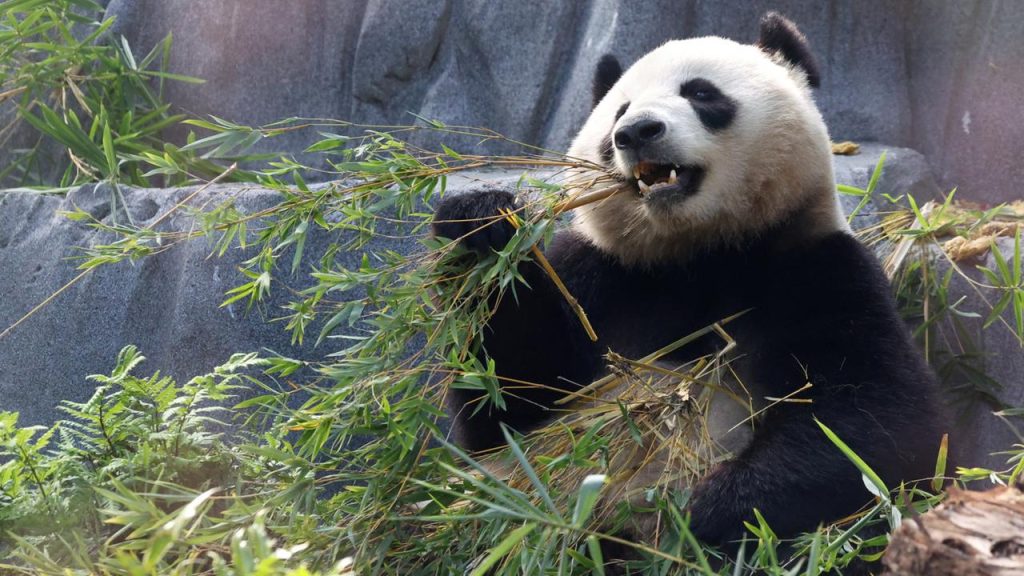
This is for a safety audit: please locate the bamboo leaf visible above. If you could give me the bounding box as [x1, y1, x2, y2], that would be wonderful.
[469, 522, 537, 576]
[815, 419, 888, 498]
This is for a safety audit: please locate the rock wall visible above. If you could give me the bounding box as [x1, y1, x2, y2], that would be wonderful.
[95, 0, 1024, 203]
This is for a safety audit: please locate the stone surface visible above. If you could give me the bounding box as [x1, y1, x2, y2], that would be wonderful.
[0, 183, 330, 425]
[833, 143, 944, 232]
[0, 169, 526, 427]
[78, 0, 1021, 202]
[905, 1, 1024, 208]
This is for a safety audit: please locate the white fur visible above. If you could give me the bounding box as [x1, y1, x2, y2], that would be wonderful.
[567, 36, 848, 266]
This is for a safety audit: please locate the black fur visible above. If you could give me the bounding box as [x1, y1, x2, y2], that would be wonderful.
[757, 12, 821, 88]
[614, 102, 629, 121]
[431, 190, 941, 546]
[431, 189, 517, 255]
[680, 78, 738, 131]
[593, 54, 623, 108]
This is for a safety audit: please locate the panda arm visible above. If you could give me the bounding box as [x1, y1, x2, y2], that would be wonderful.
[433, 190, 603, 451]
[687, 233, 941, 545]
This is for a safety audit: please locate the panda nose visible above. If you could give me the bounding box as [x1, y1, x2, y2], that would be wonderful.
[613, 119, 666, 150]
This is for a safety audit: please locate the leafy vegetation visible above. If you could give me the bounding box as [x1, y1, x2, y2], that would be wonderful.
[0, 347, 353, 576]
[840, 155, 1024, 417]
[3, 2, 1024, 575]
[0, 0, 260, 201]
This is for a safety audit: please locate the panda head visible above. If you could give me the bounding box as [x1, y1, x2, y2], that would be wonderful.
[568, 13, 847, 265]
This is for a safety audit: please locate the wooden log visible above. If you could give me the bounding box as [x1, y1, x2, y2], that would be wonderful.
[882, 484, 1024, 575]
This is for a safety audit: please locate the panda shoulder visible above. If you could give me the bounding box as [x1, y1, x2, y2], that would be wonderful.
[788, 231, 894, 296]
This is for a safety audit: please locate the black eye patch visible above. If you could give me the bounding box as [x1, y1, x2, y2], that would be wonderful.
[601, 103, 629, 164]
[614, 102, 630, 121]
[680, 78, 737, 132]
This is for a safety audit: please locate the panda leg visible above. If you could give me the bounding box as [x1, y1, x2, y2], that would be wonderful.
[685, 395, 934, 548]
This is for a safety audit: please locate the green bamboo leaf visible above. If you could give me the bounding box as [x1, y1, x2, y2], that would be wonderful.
[102, 120, 117, 177]
[290, 220, 309, 274]
[469, 522, 537, 576]
[141, 70, 205, 84]
[571, 474, 606, 527]
[931, 433, 949, 493]
[865, 151, 886, 195]
[586, 536, 605, 576]
[815, 418, 888, 498]
[500, 424, 558, 516]
[836, 184, 865, 197]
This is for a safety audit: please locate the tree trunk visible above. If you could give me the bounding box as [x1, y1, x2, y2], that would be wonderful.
[882, 484, 1024, 575]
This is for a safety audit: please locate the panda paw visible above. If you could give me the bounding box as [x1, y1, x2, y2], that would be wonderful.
[686, 463, 751, 547]
[431, 189, 520, 254]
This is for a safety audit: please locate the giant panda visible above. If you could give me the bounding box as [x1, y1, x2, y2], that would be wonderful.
[431, 12, 942, 548]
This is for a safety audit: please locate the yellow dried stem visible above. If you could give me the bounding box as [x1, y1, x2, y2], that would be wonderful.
[552, 182, 629, 214]
[500, 207, 599, 342]
[478, 339, 755, 541]
[555, 310, 749, 406]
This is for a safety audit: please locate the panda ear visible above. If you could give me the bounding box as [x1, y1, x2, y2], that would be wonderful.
[756, 12, 821, 88]
[592, 54, 623, 108]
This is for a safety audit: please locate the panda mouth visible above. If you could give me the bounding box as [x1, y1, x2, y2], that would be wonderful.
[630, 162, 704, 199]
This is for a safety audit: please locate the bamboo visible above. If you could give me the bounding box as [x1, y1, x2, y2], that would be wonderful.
[552, 182, 628, 214]
[554, 310, 749, 406]
[500, 208, 598, 342]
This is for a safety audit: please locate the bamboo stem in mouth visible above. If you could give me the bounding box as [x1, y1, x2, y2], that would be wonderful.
[552, 181, 628, 215]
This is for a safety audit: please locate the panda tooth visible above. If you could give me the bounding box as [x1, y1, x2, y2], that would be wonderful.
[669, 169, 678, 184]
[637, 180, 650, 195]
[633, 166, 641, 180]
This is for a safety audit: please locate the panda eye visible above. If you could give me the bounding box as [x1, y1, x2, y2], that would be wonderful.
[680, 79, 721, 102]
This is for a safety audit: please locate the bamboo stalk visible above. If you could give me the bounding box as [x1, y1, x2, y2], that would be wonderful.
[485, 180, 627, 343]
[553, 310, 749, 406]
[150, 163, 239, 228]
[500, 208, 598, 342]
[552, 182, 628, 214]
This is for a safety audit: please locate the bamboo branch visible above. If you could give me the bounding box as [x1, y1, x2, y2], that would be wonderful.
[554, 310, 749, 406]
[500, 208, 598, 342]
[552, 182, 628, 214]
[485, 180, 627, 343]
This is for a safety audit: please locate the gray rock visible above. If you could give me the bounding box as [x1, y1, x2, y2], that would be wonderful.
[0, 170, 528, 427]
[0, 182, 397, 425]
[833, 143, 943, 233]
[905, 1, 1024, 207]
